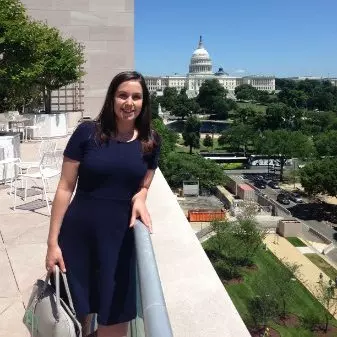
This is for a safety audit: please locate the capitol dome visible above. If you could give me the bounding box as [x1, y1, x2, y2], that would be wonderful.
[189, 36, 213, 74]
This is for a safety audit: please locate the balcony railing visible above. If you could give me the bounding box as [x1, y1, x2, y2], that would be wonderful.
[129, 220, 173, 337]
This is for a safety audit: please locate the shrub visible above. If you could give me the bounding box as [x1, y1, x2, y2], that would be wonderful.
[203, 246, 222, 261]
[248, 295, 279, 327]
[213, 260, 241, 280]
[300, 312, 323, 331]
[203, 134, 213, 148]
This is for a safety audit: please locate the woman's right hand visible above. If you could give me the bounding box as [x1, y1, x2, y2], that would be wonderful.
[45, 244, 66, 273]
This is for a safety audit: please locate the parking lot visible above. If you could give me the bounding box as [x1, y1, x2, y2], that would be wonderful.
[227, 171, 337, 245]
[235, 173, 306, 209]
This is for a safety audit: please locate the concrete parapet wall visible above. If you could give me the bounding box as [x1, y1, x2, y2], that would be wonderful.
[307, 227, 332, 244]
[214, 185, 234, 209]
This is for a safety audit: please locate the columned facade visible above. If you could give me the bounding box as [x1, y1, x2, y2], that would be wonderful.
[145, 36, 275, 97]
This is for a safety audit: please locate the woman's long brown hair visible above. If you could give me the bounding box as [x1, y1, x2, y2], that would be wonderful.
[94, 71, 158, 153]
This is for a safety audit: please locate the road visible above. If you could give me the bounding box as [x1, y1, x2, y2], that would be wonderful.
[226, 170, 337, 246]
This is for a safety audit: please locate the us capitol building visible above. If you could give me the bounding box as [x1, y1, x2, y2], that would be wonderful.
[145, 36, 275, 97]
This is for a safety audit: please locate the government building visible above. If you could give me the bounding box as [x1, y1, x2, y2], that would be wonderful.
[145, 36, 275, 97]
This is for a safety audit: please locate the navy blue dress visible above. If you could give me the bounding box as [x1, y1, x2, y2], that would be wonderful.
[58, 121, 160, 325]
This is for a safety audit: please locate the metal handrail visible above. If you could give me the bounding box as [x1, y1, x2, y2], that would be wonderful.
[134, 220, 173, 337]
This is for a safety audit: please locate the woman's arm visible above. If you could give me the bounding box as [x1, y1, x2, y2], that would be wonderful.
[131, 169, 156, 201]
[47, 157, 80, 246]
[129, 169, 156, 232]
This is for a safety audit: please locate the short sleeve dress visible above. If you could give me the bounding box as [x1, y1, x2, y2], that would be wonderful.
[58, 121, 160, 325]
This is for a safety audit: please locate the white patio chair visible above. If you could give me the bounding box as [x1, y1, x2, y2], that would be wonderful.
[8, 139, 58, 194]
[13, 151, 62, 215]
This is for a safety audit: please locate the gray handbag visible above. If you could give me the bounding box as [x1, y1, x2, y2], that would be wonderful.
[23, 265, 82, 337]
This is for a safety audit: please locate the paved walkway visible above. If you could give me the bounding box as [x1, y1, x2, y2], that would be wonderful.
[0, 137, 68, 337]
[264, 234, 337, 318]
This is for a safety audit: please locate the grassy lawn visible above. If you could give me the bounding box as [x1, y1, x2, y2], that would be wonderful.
[305, 253, 337, 281]
[225, 249, 337, 336]
[286, 237, 307, 247]
[236, 102, 268, 113]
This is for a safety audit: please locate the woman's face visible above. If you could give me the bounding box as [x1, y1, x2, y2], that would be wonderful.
[114, 80, 143, 123]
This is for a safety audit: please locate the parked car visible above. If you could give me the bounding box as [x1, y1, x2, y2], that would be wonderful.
[288, 192, 303, 203]
[277, 193, 290, 205]
[268, 181, 280, 189]
[254, 180, 266, 189]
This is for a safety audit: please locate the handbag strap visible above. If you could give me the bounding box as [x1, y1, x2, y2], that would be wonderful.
[41, 266, 77, 319]
[54, 265, 61, 320]
[59, 269, 76, 315]
[53, 265, 77, 315]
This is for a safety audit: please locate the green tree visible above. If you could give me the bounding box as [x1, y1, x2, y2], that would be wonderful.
[248, 295, 279, 328]
[249, 259, 300, 326]
[265, 103, 302, 130]
[255, 130, 314, 181]
[0, 1, 85, 113]
[300, 158, 337, 196]
[316, 278, 337, 333]
[188, 97, 201, 115]
[221, 124, 254, 155]
[196, 79, 228, 115]
[182, 115, 201, 154]
[164, 152, 224, 191]
[151, 118, 178, 172]
[202, 134, 213, 148]
[34, 23, 84, 113]
[150, 92, 160, 119]
[276, 78, 337, 112]
[300, 111, 337, 135]
[217, 133, 227, 147]
[161, 87, 178, 112]
[309, 89, 335, 111]
[273, 260, 301, 318]
[171, 87, 192, 119]
[212, 96, 231, 120]
[314, 131, 337, 157]
[203, 218, 265, 280]
[231, 106, 258, 125]
[257, 90, 276, 104]
[234, 84, 259, 101]
[275, 78, 296, 91]
[278, 88, 309, 109]
[0, 0, 41, 111]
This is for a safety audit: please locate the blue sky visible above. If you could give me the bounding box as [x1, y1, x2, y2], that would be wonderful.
[135, 0, 337, 78]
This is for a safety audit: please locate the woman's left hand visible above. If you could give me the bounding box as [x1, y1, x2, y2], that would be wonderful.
[129, 196, 152, 233]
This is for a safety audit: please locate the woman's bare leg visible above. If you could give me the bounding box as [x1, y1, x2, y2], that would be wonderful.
[81, 314, 97, 337]
[97, 322, 128, 337]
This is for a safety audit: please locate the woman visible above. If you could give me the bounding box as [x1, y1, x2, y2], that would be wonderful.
[45, 71, 161, 337]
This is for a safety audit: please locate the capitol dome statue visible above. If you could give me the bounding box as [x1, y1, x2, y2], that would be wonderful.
[189, 36, 213, 75]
